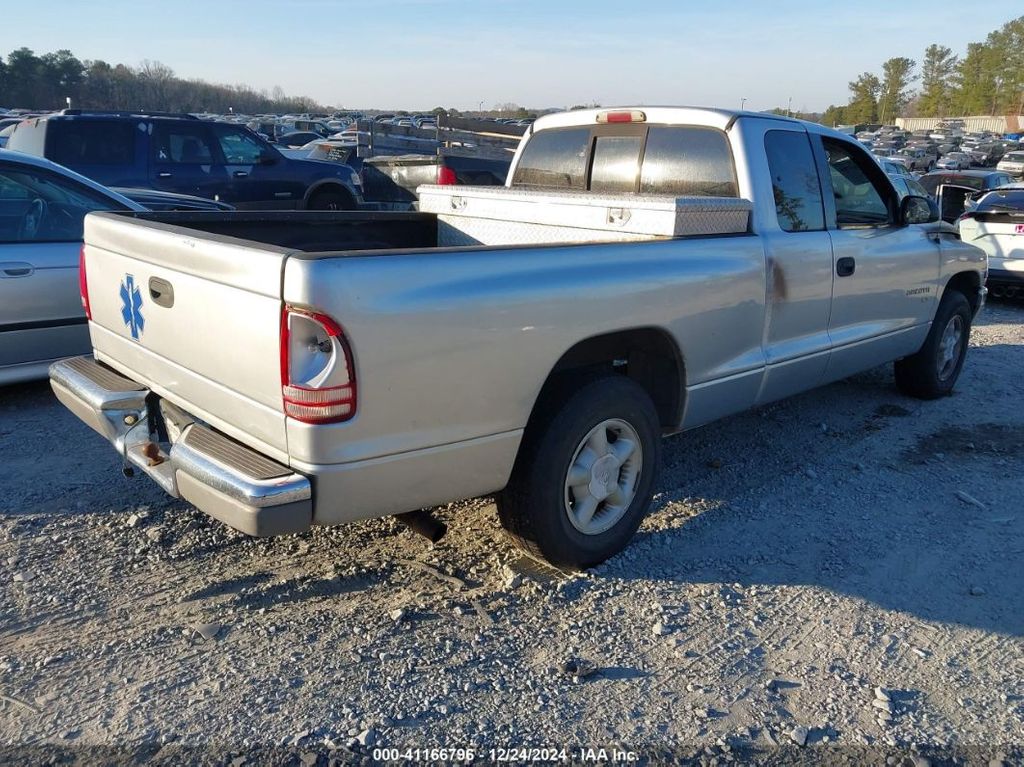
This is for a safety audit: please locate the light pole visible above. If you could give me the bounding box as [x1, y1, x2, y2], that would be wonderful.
[740, 97, 747, 111]
[479, 101, 484, 115]
[787, 97, 792, 118]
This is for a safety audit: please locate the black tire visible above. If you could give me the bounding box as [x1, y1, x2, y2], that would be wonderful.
[496, 375, 660, 569]
[895, 289, 972, 399]
[307, 187, 354, 211]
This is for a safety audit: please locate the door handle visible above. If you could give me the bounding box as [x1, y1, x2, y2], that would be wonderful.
[233, 171, 249, 178]
[148, 276, 174, 308]
[836, 257, 856, 277]
[0, 262, 34, 278]
[158, 172, 173, 178]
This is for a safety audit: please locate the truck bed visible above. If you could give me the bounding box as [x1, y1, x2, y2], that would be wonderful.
[104, 211, 439, 254]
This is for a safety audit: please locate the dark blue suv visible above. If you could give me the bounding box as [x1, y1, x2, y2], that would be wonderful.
[6, 111, 363, 210]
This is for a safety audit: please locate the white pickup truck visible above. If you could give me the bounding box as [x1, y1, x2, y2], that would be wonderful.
[50, 107, 986, 568]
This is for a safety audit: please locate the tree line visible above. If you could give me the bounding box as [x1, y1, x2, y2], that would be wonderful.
[0, 48, 324, 114]
[821, 15, 1024, 126]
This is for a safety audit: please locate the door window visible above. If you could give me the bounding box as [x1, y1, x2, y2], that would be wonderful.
[823, 138, 894, 226]
[211, 124, 266, 164]
[764, 131, 824, 231]
[152, 123, 217, 164]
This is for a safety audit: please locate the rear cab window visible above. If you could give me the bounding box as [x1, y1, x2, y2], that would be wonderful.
[511, 124, 738, 197]
[511, 128, 590, 189]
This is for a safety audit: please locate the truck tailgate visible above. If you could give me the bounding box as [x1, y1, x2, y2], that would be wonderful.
[82, 213, 289, 461]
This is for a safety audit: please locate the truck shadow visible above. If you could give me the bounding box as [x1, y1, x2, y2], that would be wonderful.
[612, 343, 1024, 636]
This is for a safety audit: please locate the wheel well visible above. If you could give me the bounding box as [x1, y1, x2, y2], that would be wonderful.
[533, 328, 684, 430]
[944, 271, 981, 314]
[305, 183, 355, 209]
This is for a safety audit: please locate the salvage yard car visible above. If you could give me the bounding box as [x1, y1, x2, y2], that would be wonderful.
[50, 106, 987, 568]
[997, 151, 1024, 178]
[6, 110, 365, 211]
[0, 150, 144, 384]
[957, 187, 1024, 298]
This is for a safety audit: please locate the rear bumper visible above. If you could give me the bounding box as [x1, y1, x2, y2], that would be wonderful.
[987, 268, 1024, 287]
[49, 356, 312, 536]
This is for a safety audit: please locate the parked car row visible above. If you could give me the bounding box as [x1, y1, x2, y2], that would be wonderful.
[860, 123, 1021, 175]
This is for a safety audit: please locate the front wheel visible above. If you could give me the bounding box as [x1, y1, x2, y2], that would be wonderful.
[497, 375, 660, 569]
[895, 290, 972, 399]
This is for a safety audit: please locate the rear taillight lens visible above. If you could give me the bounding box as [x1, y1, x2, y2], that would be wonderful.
[280, 305, 356, 424]
[437, 165, 457, 185]
[79, 245, 92, 320]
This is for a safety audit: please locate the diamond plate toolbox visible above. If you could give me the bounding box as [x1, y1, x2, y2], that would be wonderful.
[417, 185, 752, 247]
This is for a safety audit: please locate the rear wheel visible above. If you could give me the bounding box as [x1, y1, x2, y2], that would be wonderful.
[307, 187, 354, 211]
[895, 290, 971, 399]
[497, 375, 660, 569]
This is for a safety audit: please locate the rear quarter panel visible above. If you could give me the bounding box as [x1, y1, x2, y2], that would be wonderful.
[283, 236, 767, 466]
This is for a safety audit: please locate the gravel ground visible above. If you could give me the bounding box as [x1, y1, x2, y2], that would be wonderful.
[0, 300, 1022, 766]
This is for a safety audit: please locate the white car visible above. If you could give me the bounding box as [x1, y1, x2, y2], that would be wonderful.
[996, 151, 1024, 178]
[957, 188, 1024, 298]
[936, 152, 972, 171]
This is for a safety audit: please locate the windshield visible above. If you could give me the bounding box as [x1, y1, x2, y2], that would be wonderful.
[1004, 152, 1024, 162]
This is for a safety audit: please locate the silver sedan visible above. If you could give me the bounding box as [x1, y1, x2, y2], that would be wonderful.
[0, 150, 144, 385]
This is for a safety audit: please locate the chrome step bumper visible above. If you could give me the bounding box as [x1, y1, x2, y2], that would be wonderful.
[50, 356, 311, 536]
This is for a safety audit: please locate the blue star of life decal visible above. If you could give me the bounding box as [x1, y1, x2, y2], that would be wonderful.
[120, 274, 145, 340]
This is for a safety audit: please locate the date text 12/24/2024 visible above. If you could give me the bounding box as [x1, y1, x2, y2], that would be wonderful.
[372, 747, 639, 762]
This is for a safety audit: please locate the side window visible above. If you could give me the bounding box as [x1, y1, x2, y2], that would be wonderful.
[511, 128, 590, 189]
[0, 165, 122, 243]
[763, 130, 824, 232]
[49, 120, 136, 166]
[152, 123, 217, 164]
[590, 135, 642, 194]
[639, 127, 737, 197]
[890, 176, 909, 198]
[211, 124, 266, 164]
[905, 178, 929, 197]
[822, 139, 895, 226]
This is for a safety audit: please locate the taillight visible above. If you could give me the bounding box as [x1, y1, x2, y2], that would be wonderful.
[437, 165, 457, 185]
[79, 245, 92, 320]
[280, 305, 356, 424]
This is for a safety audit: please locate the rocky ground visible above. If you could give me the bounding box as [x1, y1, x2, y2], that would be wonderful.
[0, 300, 1022, 766]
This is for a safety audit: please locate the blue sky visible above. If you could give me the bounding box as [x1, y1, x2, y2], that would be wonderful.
[2, 1, 1017, 111]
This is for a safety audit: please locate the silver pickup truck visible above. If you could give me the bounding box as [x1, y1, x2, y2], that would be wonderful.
[50, 107, 986, 568]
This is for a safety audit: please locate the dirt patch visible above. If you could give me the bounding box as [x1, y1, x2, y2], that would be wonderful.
[0, 301, 1022, 758]
[874, 403, 912, 418]
[904, 422, 1024, 464]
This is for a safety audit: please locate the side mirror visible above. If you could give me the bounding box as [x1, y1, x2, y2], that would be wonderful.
[259, 149, 278, 166]
[900, 194, 939, 225]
